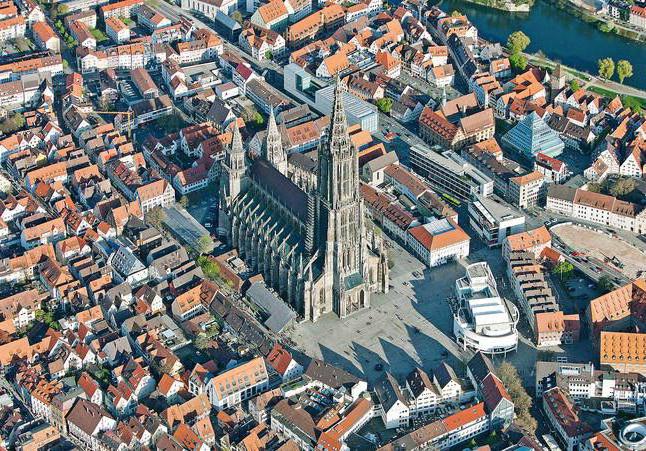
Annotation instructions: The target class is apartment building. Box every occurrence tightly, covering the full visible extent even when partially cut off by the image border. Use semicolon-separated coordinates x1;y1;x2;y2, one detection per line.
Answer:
136;4;171;30
0;15;25;40
543;386;590;451
100;0;143;19
105;17;130;44
135;179;174;213
502;225;551;260
180;0;237;19
418;107;495;151
507;171;545;209
546;185;646;234
69;20;96;49
600;332;646;376
33;21;60;53
206;357;269;410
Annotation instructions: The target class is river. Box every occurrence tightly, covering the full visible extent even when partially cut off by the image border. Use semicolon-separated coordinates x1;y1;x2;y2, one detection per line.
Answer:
437;0;646;91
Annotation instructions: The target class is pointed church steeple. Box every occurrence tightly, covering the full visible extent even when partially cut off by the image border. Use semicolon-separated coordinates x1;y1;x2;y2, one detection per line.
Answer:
318;77;358;208
218;121;246;239
325;76;352;157
227;121;245;172
264;106;287;174
318;76;359;208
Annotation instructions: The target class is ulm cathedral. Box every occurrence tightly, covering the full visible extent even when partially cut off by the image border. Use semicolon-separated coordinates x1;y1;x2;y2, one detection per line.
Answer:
218;80;389;322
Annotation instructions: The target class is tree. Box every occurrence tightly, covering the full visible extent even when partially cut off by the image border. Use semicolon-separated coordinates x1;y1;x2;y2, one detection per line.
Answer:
616;60;633;84
241;107;258;123
194;235;214;255
497;362;537;434
178;196;189;208
553;260;574;280
50;3;67;19
597;275;615;293
507;31;530;54
146;206;166;230
194;333;211;350
231;10;243;24
197;255;221;280
597;57;615;80
509;53;528;72
610;177;635;198
375;97;393;114
586;182;601;193
253;111;265;127
155;114;184;132
264;50;273;60
569;79;580;91
450;10;462;16
622;96;643;114
0;112;25;134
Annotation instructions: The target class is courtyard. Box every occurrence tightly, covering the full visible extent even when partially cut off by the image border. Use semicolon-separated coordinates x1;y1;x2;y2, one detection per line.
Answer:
288;238;593;385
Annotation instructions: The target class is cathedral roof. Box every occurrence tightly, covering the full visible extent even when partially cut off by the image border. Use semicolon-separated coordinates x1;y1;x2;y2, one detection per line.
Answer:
249;158;309;221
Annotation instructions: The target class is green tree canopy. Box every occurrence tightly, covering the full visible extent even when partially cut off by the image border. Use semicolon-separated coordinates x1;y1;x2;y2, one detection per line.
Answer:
0;112;25;134
569;79;580;91
553;260;574;280
597;57;615;80
375;97;393;113
622;96;643;114
616;60;633;84
507;31;530;54
194;235;214;255
509;53;528;72
231;10;243;24
253;111;265;127
610;177;635;198
597;275;615;293
178;196;189;208
497;362;537;433
146;207;166;230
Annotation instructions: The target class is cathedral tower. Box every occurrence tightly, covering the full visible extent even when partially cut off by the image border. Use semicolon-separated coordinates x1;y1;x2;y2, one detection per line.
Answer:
317;78;369;318
264;106;287;175
218;122;245;240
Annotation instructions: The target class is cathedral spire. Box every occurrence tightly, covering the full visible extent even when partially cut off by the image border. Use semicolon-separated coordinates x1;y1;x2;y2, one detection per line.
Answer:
264;105;287;174
227;121;245;172
328;76;351;155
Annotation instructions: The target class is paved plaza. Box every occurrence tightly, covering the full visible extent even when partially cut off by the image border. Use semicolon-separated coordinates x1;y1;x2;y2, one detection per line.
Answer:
289;238;594;384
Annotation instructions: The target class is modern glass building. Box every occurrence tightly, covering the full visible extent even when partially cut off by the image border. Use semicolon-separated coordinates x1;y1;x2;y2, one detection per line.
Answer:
502;112;564;158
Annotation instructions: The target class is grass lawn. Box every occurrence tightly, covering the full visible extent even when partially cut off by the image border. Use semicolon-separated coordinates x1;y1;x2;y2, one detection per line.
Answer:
90;28;108;42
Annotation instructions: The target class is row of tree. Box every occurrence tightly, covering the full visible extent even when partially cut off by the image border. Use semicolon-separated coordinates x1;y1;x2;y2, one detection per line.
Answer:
597;58;633;84
505;31;634;87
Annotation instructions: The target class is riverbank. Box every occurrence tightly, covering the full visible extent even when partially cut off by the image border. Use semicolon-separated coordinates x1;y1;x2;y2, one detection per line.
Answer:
541;0;646;43
460;0;532;12
439;0;646;90
524;53;646;109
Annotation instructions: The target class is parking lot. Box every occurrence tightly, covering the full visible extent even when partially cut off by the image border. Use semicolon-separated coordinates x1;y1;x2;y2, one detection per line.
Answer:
553;224;646;280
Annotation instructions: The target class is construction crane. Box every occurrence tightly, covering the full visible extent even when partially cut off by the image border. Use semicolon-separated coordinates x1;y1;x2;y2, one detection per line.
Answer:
93;110;135;138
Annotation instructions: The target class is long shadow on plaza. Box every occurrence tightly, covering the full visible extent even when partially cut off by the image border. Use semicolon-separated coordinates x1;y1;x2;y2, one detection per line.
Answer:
402;323;467;374
378;337;420;380
349;341;389;383
318;344;363;379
